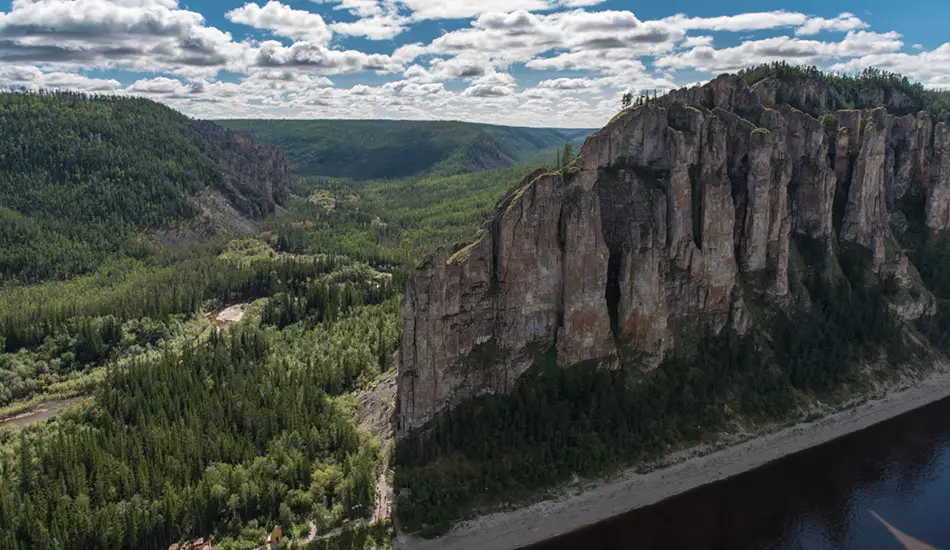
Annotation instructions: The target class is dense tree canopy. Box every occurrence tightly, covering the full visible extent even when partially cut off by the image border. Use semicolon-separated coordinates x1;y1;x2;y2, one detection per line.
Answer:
219;119;590;180
739;62;950;117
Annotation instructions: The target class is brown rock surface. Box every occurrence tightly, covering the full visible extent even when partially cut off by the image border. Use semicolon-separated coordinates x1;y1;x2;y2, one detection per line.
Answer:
396;75;950;435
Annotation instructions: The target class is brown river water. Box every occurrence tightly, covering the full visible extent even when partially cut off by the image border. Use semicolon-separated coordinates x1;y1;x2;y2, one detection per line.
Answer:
524;395;950;550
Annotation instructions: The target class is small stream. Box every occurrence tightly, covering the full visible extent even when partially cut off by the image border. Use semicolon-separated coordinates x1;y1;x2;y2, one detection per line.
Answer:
0;396;91;430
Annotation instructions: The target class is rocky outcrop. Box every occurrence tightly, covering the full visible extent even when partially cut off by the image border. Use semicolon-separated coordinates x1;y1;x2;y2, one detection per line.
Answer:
191;120;292;218
396;74;950;435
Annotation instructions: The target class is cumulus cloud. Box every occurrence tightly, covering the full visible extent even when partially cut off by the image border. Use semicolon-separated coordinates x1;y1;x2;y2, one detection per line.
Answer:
311;0;385;18
0;65;121;91
656;31;904;73
795;12;868;36
680;35;714;49
410;9;682;71
0;0;244;74
664;11;807;32
226;2;333;44
830;43;950;83
330;14;408;40
536;77;598;90
251;40;403;73
0;1;947;128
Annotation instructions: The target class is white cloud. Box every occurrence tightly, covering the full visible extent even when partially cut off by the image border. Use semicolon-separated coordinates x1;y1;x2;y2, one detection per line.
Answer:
0;0;244;74
680;35;714;49
251;40;403;73
330;14;408;40
226;2;333;45
664;11;807;32
656;31;903;73
536;77;598;90
830;43;950;83
401;0;549;20
311;0;385;18
0;2;945;128
409;9;683;72
795;12;868;36
526;51;650;75
0;65;121;91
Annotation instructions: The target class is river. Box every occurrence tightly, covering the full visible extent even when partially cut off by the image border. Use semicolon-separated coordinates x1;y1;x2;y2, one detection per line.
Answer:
524;394;950;550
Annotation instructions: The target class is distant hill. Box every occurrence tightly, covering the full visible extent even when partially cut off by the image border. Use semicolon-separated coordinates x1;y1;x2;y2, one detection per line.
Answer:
218;119;593;180
0;90;291;284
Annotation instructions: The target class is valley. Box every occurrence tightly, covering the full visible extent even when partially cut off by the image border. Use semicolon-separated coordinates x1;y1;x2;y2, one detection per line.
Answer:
4;64;950;550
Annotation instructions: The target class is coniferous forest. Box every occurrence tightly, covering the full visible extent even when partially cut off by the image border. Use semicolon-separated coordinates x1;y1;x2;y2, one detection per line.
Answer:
5;66;950;548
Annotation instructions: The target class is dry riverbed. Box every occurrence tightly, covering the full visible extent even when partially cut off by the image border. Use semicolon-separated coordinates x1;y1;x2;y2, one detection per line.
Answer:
394;365;950;550
0;395;92;430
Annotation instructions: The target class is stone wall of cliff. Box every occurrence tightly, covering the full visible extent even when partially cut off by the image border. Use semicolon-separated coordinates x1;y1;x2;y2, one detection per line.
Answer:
191;120;292;218
396;75;950;435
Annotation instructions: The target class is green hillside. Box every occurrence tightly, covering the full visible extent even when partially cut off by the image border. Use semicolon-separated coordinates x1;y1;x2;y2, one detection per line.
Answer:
0;90;288;284
218;119;591;179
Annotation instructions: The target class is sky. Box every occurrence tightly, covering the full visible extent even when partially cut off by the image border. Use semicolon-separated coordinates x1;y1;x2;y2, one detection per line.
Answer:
0;0;948;127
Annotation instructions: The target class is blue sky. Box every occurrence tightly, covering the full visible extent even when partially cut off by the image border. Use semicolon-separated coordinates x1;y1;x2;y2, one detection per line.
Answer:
0;0;947;127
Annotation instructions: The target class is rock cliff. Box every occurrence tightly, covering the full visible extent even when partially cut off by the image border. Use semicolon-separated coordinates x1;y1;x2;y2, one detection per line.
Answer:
191;120;292;218
396;74;949;435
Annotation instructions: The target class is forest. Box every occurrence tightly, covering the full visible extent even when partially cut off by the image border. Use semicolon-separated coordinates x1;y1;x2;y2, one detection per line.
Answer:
0;91;238;284
219;119;590;180
6;65;950;548
739;62;950;117
0;87;539;548
392;254;913;535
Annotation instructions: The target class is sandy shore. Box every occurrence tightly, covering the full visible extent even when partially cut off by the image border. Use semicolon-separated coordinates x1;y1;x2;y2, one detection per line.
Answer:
394;366;950;550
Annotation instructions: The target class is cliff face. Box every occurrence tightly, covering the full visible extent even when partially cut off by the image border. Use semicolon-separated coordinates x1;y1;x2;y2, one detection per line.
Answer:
396;75;949;435
191;120;292;218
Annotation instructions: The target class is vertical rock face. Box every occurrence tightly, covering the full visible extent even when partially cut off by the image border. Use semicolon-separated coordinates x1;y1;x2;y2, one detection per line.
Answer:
396;75;950;435
190;120;292;217
841;110;890;258
927;123;950;230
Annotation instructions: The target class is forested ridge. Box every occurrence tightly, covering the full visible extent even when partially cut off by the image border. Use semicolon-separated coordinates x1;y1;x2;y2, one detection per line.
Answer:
218;119;590;180
0;88;533;548
739;62;950;116
0;90;286;284
8;65;950;548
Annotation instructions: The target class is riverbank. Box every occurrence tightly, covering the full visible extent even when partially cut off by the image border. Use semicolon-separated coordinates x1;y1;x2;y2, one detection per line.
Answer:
394;365;950;550
0;395;92;431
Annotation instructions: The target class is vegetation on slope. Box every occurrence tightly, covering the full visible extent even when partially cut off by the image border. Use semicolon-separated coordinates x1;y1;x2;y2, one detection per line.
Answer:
267;164;543;276
393;268;912;535
739;62;950;116
0;241;400;548
0;90;282;285
218;119;590;180
0;100;535;547
391;64;950;535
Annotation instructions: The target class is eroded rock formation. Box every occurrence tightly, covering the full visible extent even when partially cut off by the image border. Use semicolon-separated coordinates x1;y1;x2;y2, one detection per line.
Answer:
191;120;292;217
396;75;949;434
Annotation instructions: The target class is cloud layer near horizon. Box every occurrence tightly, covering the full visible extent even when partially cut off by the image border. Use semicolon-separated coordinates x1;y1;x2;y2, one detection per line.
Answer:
0;0;945;127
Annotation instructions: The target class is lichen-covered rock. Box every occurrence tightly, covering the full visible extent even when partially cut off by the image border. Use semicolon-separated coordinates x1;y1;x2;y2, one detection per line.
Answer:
395;75;950;435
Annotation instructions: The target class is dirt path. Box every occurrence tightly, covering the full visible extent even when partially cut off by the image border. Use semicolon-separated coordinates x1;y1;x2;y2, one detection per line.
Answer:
0;396;92;430
356;369;397;526
375;467;393;524
394;367;950;550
